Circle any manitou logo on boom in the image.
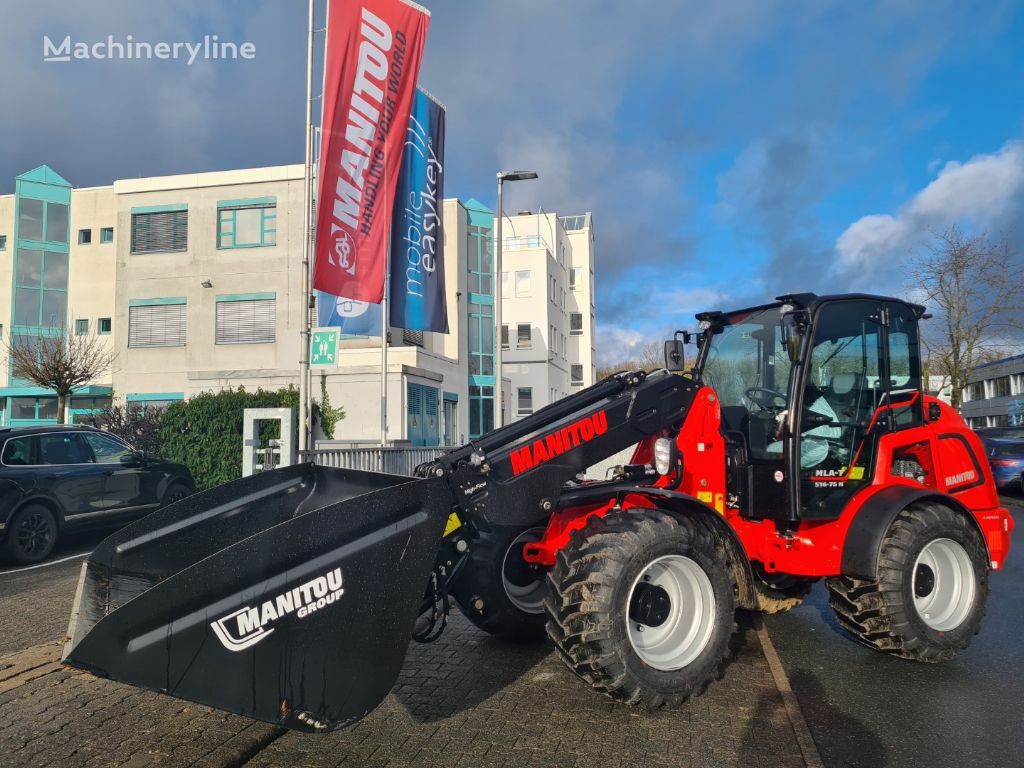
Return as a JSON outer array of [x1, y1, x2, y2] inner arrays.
[[510, 411, 609, 476], [210, 568, 344, 652]]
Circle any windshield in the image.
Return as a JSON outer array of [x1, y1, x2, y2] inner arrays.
[[698, 305, 790, 409]]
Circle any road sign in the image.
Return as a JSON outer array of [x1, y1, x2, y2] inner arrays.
[[311, 328, 339, 367]]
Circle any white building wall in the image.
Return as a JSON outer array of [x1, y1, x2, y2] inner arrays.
[[498, 210, 595, 421]]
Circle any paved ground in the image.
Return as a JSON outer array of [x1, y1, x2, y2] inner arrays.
[[0, 556, 808, 768], [766, 496, 1024, 768]]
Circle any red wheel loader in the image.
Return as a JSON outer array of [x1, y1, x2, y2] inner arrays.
[[63, 293, 1013, 731]]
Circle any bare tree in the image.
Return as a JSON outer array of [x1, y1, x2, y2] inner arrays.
[[7, 330, 116, 424], [597, 340, 689, 381], [909, 226, 1022, 409]]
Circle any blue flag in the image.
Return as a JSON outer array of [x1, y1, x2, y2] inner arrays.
[[389, 87, 448, 333], [316, 291, 381, 337]]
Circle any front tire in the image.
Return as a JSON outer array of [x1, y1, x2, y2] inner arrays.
[[545, 509, 736, 708], [826, 502, 988, 661], [162, 481, 192, 507], [452, 524, 549, 641], [3, 504, 58, 565]]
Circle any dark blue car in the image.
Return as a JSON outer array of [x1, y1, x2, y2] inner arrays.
[[982, 437, 1024, 493], [0, 425, 194, 564]]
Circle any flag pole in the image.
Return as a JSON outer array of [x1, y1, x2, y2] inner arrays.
[[380, 241, 390, 454], [298, 0, 315, 454]]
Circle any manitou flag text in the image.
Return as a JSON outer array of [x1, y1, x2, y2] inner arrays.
[[389, 88, 447, 332], [313, 0, 430, 302]]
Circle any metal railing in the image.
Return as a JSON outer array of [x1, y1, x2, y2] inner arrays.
[[301, 446, 448, 476]]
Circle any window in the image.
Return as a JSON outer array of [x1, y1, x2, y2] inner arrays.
[[217, 201, 277, 248], [78, 229, 92, 245], [98, 317, 111, 334], [570, 312, 583, 335], [1, 436, 33, 465], [131, 208, 188, 253], [75, 319, 88, 335], [517, 387, 533, 416], [14, 248, 67, 327], [550, 324, 557, 354], [45, 203, 69, 244], [129, 300, 186, 347], [39, 433, 90, 465], [82, 433, 129, 464], [517, 323, 531, 349], [100, 227, 114, 244], [572, 364, 584, 386], [19, 200, 69, 244], [467, 225, 493, 296], [515, 270, 531, 297], [501, 324, 509, 350], [468, 302, 494, 375], [216, 296, 276, 344], [570, 267, 583, 290], [469, 385, 494, 438], [561, 333, 566, 359], [0, 235, 6, 250], [991, 376, 1011, 398], [965, 381, 985, 402]]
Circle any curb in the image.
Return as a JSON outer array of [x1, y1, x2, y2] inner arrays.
[[755, 616, 826, 768]]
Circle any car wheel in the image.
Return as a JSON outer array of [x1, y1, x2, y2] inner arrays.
[[3, 504, 58, 565], [162, 482, 192, 507]]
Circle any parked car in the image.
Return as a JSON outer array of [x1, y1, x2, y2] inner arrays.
[[982, 437, 1024, 494], [0, 425, 194, 565]]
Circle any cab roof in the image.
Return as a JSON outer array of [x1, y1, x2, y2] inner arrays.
[[695, 292, 927, 323]]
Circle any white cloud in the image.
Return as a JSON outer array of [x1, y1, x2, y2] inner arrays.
[[835, 140, 1024, 281]]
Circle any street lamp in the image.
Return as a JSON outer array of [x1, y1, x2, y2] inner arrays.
[[495, 170, 538, 428]]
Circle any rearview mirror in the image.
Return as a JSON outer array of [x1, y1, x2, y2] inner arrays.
[[781, 312, 802, 364], [664, 339, 685, 371]]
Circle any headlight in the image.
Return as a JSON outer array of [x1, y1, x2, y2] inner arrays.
[[654, 437, 677, 475]]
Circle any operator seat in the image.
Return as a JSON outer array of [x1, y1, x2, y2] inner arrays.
[[824, 373, 866, 421]]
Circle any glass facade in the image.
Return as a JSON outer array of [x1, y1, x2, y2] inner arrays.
[[465, 200, 495, 437]]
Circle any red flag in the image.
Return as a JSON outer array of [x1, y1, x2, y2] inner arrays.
[[313, 0, 430, 302]]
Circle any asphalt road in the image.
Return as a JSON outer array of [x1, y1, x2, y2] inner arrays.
[[765, 495, 1024, 768]]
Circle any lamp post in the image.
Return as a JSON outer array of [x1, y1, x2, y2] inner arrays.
[[495, 170, 538, 429]]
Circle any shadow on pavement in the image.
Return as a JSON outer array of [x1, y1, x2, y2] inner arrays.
[[787, 669, 887, 768]]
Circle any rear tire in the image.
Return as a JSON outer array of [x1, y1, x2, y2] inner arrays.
[[545, 509, 736, 708], [453, 524, 548, 642], [3, 504, 58, 565], [826, 502, 988, 661], [750, 563, 815, 614]]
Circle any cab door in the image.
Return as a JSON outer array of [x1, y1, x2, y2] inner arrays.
[[794, 300, 888, 519]]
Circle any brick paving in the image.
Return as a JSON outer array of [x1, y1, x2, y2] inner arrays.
[[0, 560, 808, 768]]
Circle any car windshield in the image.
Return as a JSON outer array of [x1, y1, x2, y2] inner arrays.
[[698, 305, 790, 409]]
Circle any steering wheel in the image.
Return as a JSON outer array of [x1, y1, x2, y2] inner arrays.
[[745, 387, 787, 412]]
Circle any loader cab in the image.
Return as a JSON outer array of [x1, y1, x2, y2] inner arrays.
[[694, 293, 924, 523]]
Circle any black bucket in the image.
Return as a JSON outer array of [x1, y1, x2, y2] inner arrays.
[[63, 463, 452, 732]]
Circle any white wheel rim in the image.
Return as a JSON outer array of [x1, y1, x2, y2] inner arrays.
[[913, 538, 976, 631], [626, 555, 716, 671], [501, 528, 547, 614]]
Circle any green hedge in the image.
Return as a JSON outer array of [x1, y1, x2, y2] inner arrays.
[[159, 386, 325, 490]]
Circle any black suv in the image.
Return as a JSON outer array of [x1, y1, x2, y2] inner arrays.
[[0, 425, 194, 564]]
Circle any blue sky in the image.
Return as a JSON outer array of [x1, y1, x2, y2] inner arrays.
[[2, 1, 1024, 363]]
